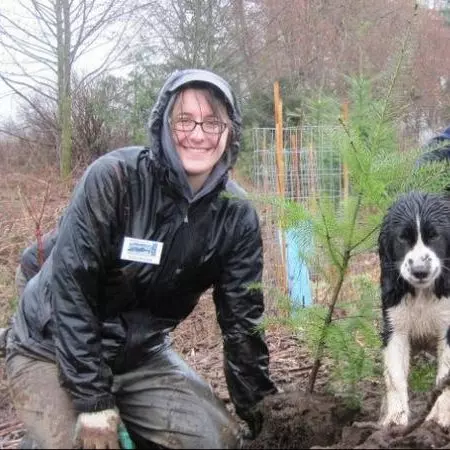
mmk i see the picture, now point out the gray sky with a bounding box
[0,0,129,122]
[0,0,22,120]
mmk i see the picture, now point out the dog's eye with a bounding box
[426,229,439,241]
[398,231,411,243]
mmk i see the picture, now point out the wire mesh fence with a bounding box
[252,126,342,202]
[251,126,343,312]
[251,119,447,312]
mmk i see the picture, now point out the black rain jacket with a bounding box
[9,69,276,415]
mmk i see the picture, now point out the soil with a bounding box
[246,384,450,449]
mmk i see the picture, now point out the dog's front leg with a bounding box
[426,336,450,429]
[379,333,410,427]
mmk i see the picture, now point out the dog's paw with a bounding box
[379,410,409,428]
[425,417,450,432]
[426,390,450,430]
[426,408,450,430]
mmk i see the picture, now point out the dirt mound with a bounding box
[243,385,450,449]
[246,389,360,449]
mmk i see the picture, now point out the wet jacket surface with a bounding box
[20,227,59,280]
[10,69,276,415]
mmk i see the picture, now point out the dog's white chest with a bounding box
[388,293,450,341]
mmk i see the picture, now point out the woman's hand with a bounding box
[74,408,121,449]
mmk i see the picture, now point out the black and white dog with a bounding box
[378,191,450,428]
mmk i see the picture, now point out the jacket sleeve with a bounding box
[50,158,124,413]
[213,204,277,414]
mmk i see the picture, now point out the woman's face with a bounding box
[171,88,230,190]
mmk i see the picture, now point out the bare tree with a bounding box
[130,0,275,105]
[136,0,239,72]
[71,75,132,165]
[0,0,145,177]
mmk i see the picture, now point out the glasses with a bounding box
[171,118,227,135]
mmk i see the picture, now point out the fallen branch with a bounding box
[2,438,22,448]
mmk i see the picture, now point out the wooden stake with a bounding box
[274,81,285,197]
[342,101,349,200]
[273,80,287,294]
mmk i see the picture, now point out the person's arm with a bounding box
[213,203,277,432]
[20,226,59,281]
[51,158,125,413]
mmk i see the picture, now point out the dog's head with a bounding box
[379,191,450,297]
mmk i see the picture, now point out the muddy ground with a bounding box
[0,296,449,449]
[245,383,450,449]
[1,290,450,449]
[173,290,450,450]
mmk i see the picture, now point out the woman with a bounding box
[5,69,277,449]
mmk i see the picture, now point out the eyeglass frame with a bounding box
[170,117,228,135]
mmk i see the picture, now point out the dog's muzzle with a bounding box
[401,248,441,288]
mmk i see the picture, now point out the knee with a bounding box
[200,416,242,449]
[218,421,243,449]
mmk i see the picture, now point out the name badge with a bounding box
[120,237,163,264]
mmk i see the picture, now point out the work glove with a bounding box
[74,408,121,449]
[236,404,264,440]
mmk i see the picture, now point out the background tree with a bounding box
[137,0,235,70]
[0,0,144,177]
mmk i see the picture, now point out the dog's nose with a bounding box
[411,268,429,280]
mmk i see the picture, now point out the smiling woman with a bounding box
[5,68,278,449]
[170,88,232,192]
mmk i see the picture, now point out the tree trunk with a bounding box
[57,0,72,178]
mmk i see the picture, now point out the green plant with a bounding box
[275,276,382,408]
[254,4,450,400]
[323,277,382,407]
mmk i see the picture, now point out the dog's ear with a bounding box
[378,221,394,282]
[435,259,450,298]
[379,245,399,347]
[380,264,404,308]
[378,219,411,309]
[379,240,394,305]
[378,220,388,263]
[435,201,450,297]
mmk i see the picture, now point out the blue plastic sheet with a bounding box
[285,222,313,308]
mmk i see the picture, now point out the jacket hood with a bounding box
[148,69,242,202]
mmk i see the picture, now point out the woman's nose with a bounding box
[188,123,205,140]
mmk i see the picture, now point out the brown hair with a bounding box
[171,84,232,128]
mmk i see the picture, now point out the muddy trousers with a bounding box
[6,350,242,449]
[14,265,27,299]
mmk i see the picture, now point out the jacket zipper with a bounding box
[153,203,190,281]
